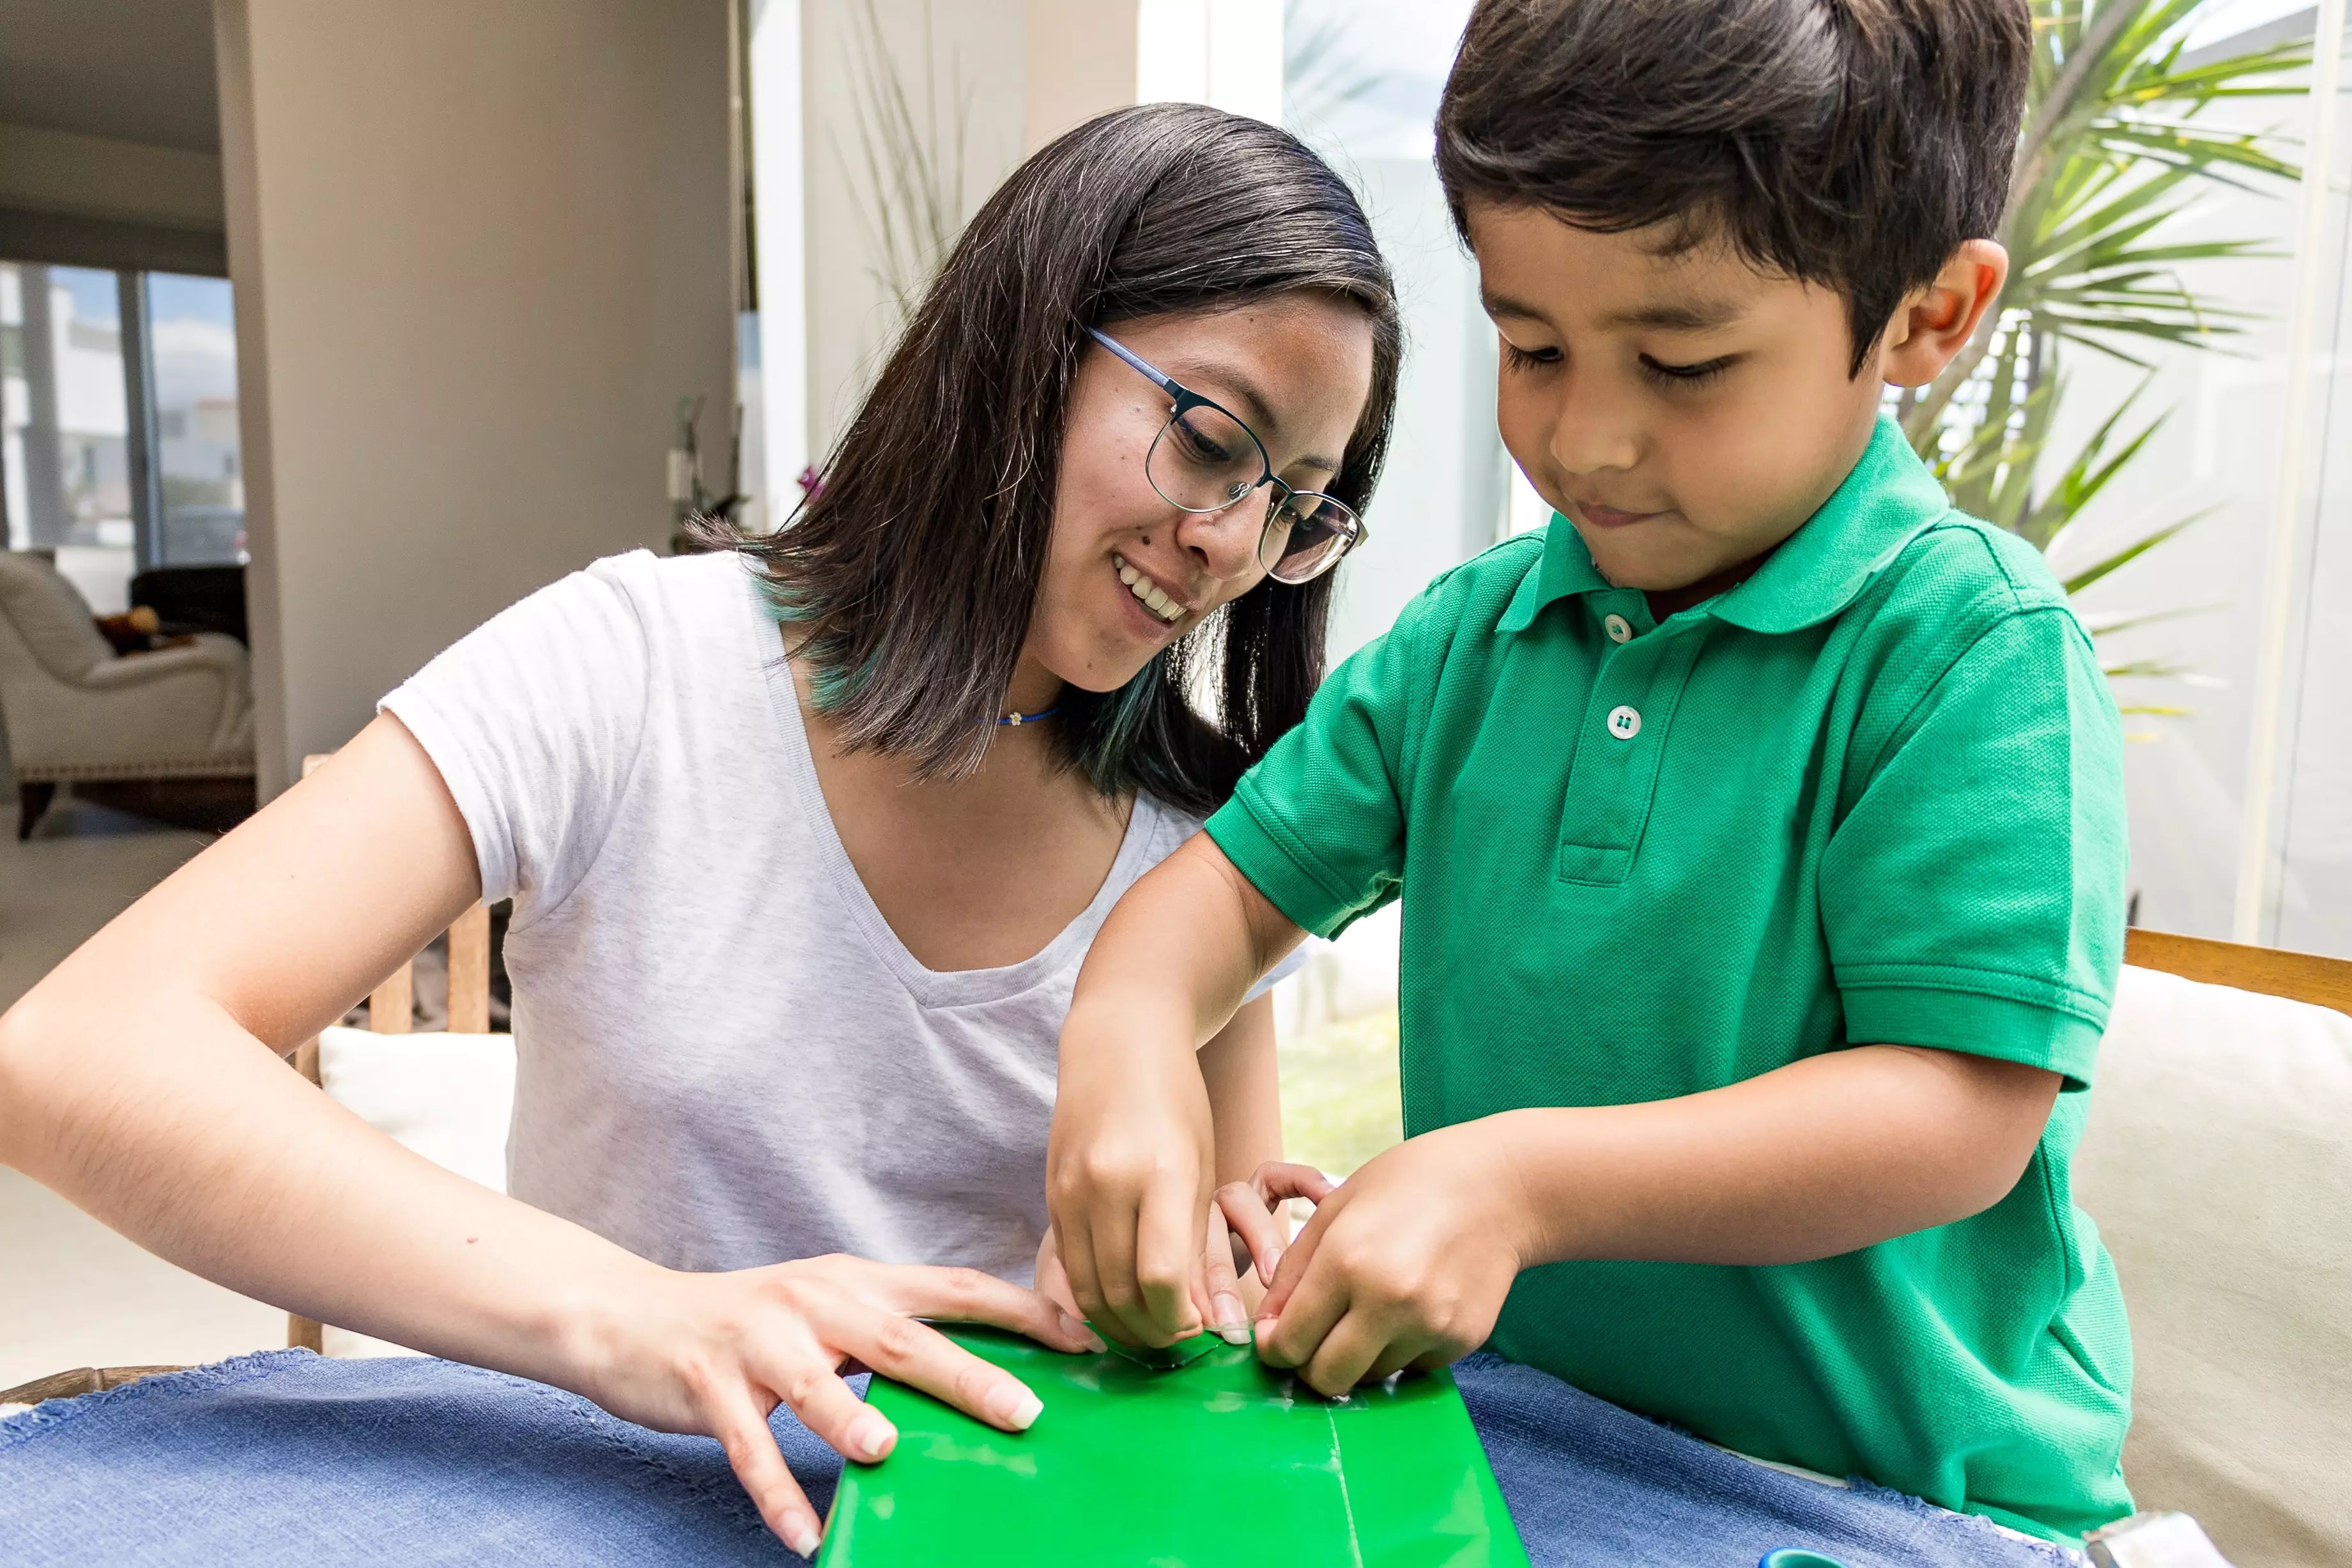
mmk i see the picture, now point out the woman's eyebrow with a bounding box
[1176,360,1341,474]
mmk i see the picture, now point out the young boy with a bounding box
[1045,0,2132,1546]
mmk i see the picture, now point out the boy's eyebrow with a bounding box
[1597,298,1747,332]
[1482,291,1747,334]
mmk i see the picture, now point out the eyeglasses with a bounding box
[1086,327,1368,585]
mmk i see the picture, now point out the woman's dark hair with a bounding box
[1435,0,2031,374]
[718,103,1400,815]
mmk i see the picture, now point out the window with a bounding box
[1,261,245,615]
[143,273,246,569]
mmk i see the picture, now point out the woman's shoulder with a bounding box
[569,546,765,627]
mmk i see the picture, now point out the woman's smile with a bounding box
[1111,551,1194,634]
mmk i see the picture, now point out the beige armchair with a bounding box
[0,551,254,838]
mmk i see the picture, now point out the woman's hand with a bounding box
[580,1254,1102,1558]
[1250,1128,1530,1396]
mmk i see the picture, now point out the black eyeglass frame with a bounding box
[1084,326,1368,584]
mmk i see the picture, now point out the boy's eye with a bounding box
[1639,353,1735,387]
[1502,341,1560,371]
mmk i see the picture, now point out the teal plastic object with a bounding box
[822,1326,1528,1567]
[1760,1552,1853,1567]
[1089,1321,1222,1370]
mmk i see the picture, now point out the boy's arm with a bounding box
[1047,834,1305,1349]
[1250,1041,2058,1393]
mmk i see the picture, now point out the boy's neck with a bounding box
[1643,547,1776,624]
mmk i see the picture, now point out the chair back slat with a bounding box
[2124,928,2352,1018]
[447,903,493,1033]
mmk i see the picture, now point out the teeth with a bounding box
[1114,554,1185,623]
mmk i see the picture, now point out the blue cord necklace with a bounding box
[990,703,1061,727]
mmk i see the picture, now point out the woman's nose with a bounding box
[1176,490,1274,583]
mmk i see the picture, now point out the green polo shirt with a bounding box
[1206,417,2132,1542]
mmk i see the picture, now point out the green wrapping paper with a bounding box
[820,1326,1528,1567]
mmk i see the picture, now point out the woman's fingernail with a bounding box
[786,1518,823,1558]
[1259,1245,1284,1285]
[1213,1293,1249,1342]
[988,1383,1045,1431]
[846,1410,895,1461]
[1061,1311,1108,1353]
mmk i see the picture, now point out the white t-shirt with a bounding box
[383,549,1295,1282]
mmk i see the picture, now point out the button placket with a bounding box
[1554,620,1709,887]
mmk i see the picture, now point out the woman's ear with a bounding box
[1879,238,2009,388]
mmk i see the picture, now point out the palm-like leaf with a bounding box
[1898,0,2308,716]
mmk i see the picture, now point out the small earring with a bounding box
[1141,534,1151,545]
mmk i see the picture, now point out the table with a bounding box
[0,1349,2079,1566]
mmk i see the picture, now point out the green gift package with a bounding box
[820,1326,1526,1566]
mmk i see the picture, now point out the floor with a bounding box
[0,797,285,1391]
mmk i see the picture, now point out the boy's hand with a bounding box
[1037,1159,1334,1346]
[1251,1126,1532,1395]
[1045,1019,1220,1349]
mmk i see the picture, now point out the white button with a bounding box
[1604,613,1633,643]
[1606,704,1641,740]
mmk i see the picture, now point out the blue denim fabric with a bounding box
[1456,1354,2079,1568]
[1,1349,2079,1566]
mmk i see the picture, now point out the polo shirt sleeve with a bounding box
[1205,590,1436,939]
[1819,603,2126,1089]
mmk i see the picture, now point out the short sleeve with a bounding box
[380,554,654,923]
[1820,604,2127,1088]
[1206,586,1439,939]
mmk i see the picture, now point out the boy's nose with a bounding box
[1547,371,1641,476]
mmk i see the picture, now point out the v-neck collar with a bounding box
[744,574,1162,1010]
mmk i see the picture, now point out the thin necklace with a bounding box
[990,703,1061,727]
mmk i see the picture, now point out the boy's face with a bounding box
[1469,200,1902,594]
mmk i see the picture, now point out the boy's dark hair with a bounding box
[1435,0,2031,374]
[712,104,1399,813]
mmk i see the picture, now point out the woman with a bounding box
[0,105,1398,1556]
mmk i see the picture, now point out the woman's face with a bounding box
[1026,294,1377,695]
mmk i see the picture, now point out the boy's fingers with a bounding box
[1300,1311,1396,1397]
[1077,1192,1161,1348]
[1256,1191,1337,1321]
[1250,1160,1337,1207]
[1255,1251,1347,1372]
[707,1383,825,1558]
[1362,1336,1431,1385]
[1201,1206,1249,1343]
[1213,1180,1291,1287]
[1132,1175,1208,1344]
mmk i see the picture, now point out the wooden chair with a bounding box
[2,751,500,1406]
[280,752,494,1351]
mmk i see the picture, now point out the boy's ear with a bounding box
[1878,240,2008,388]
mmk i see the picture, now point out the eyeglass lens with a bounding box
[1262,493,1355,584]
[1146,406,1358,584]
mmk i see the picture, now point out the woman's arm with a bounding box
[0,712,1095,1556]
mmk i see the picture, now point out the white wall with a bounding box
[213,0,737,797]
[2054,36,2352,956]
[797,0,1028,460]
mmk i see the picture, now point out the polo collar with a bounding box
[1497,415,1952,637]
